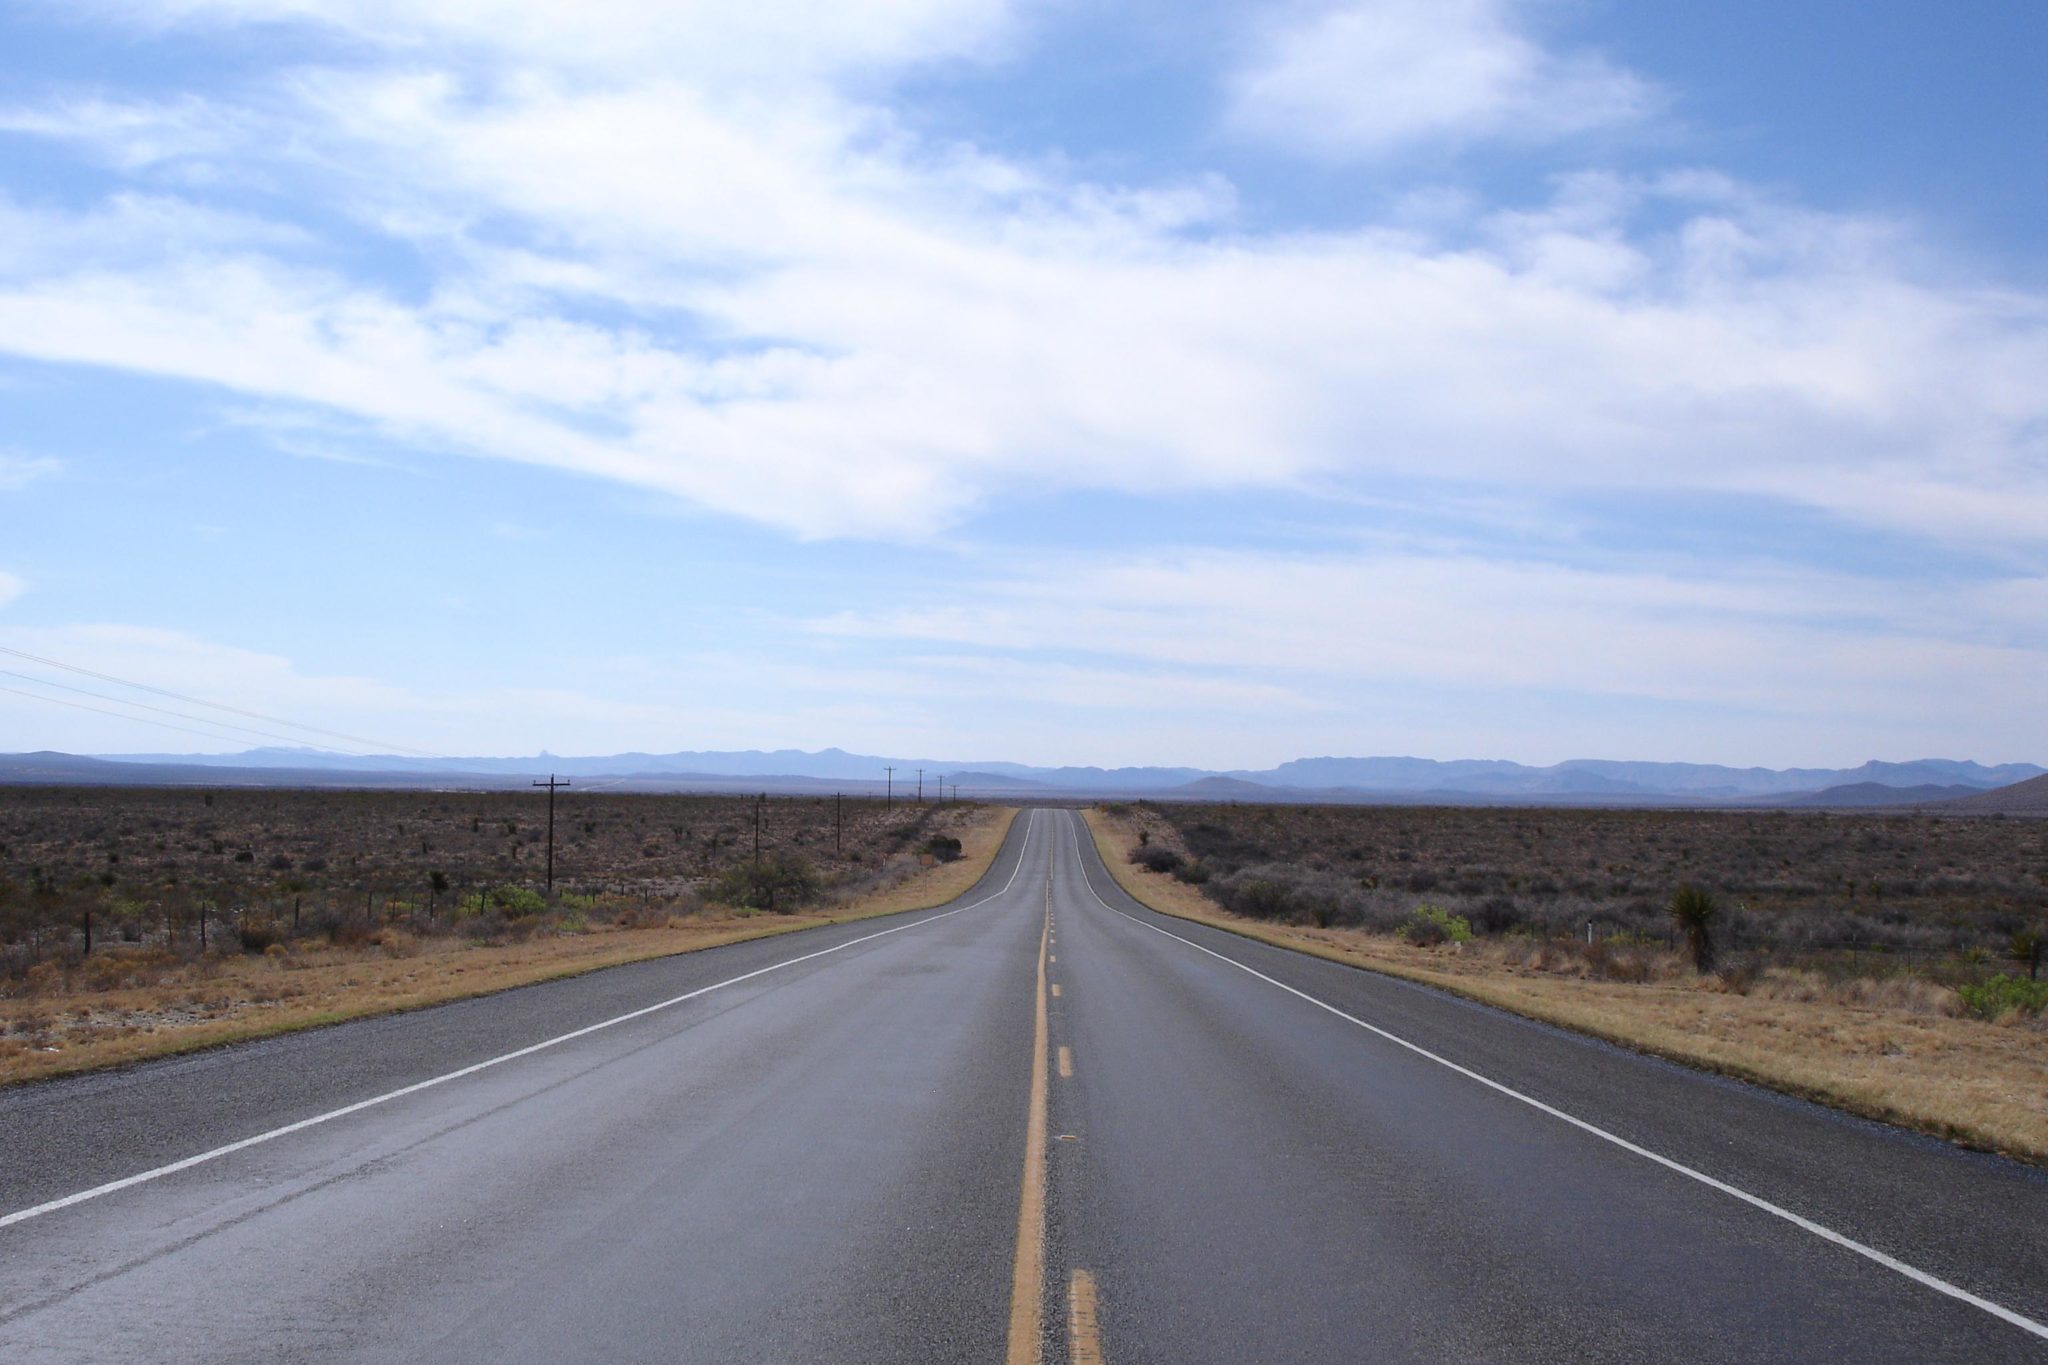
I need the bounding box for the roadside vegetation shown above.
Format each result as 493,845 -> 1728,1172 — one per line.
0,787 -> 1013,1084
1089,802 -> 2048,1162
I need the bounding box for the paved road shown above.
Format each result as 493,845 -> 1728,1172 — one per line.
3,807 -> 2045,1361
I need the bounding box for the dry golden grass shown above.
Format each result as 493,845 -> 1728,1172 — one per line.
0,806 -> 1018,1088
1084,807 -> 2048,1164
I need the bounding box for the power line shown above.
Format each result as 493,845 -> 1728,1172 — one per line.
0,668 -> 389,755
0,683 -> 295,749
0,644 -> 437,757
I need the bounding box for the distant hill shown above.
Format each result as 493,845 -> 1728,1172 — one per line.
1942,774 -> 2048,815
9,747 -> 2042,806
940,770 -> 1050,790
1788,782 -> 1984,808
1166,776 -> 1291,799
1245,755 -> 2044,799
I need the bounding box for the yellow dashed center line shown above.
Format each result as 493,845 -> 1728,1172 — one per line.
1068,1269 -> 1105,1364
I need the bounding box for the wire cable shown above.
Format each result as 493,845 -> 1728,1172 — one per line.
0,668 -> 387,755
0,684 -> 301,750
0,644 -> 436,757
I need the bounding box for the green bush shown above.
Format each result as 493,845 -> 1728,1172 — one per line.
710,853 -> 820,914
487,885 -> 548,917
1958,974 -> 2048,1020
1402,904 -> 1471,946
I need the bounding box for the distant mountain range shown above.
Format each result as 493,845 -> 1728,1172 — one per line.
1,747 -> 2040,807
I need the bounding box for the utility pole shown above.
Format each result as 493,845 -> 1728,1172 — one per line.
753,793 -> 763,866
834,793 -> 842,854
884,766 -> 895,809
916,768 -> 924,804
533,774 -> 571,895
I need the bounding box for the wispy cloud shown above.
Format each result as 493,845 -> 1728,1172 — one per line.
0,452 -> 61,491
2,2 -> 2044,765
0,88 -> 2042,547
817,545 -> 2048,739
1227,0 -> 1659,158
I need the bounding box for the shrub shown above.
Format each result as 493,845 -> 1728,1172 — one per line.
925,835 -> 964,863
710,853 -> 820,913
1173,859 -> 1212,886
238,920 -> 283,954
1231,878 -> 1294,921
487,885 -> 549,917
1470,895 -> 1524,935
1957,975 -> 2048,1021
327,917 -> 377,949
1130,845 -> 1184,875
1714,955 -> 1765,995
1669,884 -> 1718,973
1401,904 -> 1471,947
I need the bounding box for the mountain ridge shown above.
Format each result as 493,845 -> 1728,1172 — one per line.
30,747 -> 2044,803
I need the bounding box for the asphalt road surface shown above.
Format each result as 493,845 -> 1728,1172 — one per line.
3,808 -> 2045,1362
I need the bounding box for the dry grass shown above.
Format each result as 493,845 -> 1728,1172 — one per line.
1085,807 -> 2048,1164
0,806 -> 1017,1088
1109,796 -> 2048,969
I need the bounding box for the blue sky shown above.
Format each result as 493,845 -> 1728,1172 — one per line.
1,0 -> 2044,769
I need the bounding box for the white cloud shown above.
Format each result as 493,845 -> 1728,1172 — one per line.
0,453 -> 61,490
0,623 -> 782,756
0,572 -> 23,607
817,547 -> 2048,749
73,0 -> 1018,85
1228,0 -> 1657,158
0,8 -> 2040,553
0,95 -> 248,173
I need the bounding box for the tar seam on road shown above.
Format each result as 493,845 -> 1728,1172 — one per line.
0,812 -> 1041,1233
1058,812 -> 2048,1345
1005,850 -> 1054,1365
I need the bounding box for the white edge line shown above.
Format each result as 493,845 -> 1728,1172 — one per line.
1059,813 -> 2048,1343
0,811 -> 1042,1232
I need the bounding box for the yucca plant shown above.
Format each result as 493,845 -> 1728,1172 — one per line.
1669,883 -> 1718,973
2011,928 -> 2043,982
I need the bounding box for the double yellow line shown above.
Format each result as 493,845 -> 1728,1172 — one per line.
1004,864 -> 1053,1363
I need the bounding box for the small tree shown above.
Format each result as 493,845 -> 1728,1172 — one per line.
1669,884 -> 1718,973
